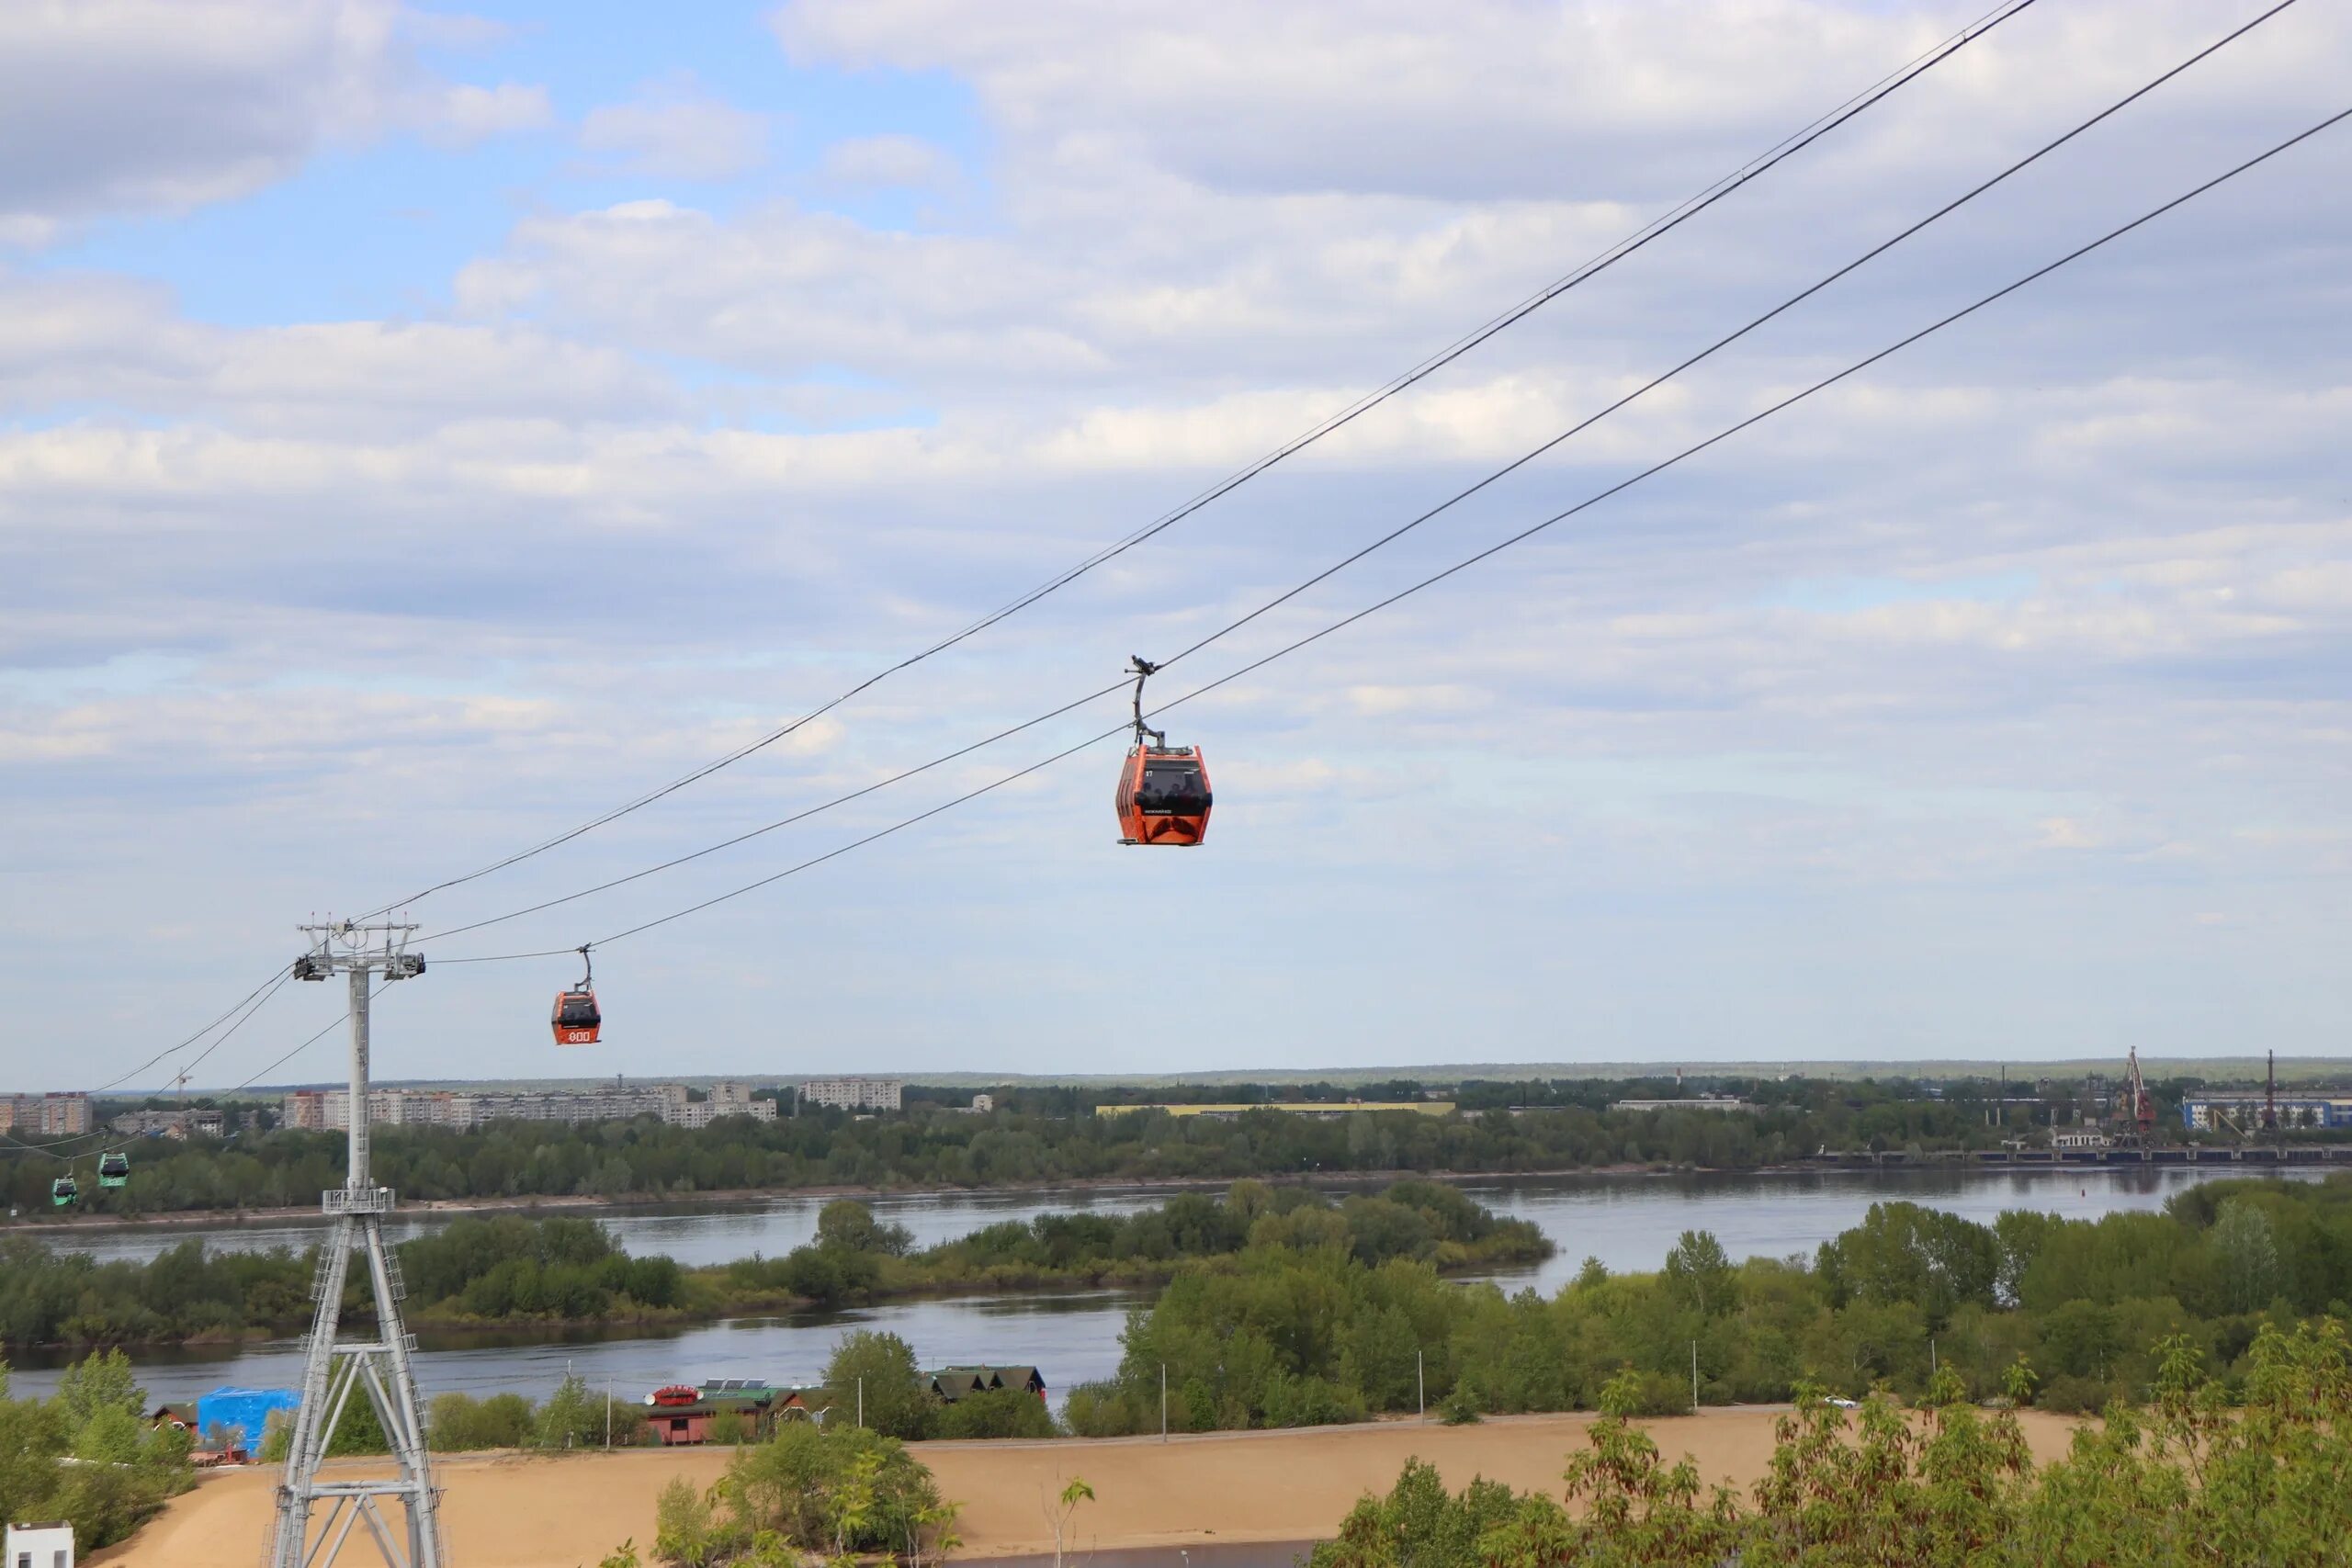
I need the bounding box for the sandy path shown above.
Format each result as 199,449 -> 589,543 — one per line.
91,1408 -> 2086,1568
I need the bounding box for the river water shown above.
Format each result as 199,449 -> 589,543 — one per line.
4,1166 -> 2314,1406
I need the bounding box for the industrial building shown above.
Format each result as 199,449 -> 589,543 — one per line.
1610,1095 -> 1756,1114
799,1076 -> 905,1112
1096,1100 -> 1453,1120
2181,1094 -> 2352,1132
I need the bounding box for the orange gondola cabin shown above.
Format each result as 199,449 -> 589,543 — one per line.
551,987 -> 601,1045
1115,743 -> 1213,845
1114,657 -> 1213,846
551,946 -> 602,1044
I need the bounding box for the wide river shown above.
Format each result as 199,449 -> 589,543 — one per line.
4,1166 -> 2314,1406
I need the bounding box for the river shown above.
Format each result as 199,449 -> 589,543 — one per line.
3,1165 -> 2314,1406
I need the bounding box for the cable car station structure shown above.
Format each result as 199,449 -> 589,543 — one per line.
273,920 -> 442,1568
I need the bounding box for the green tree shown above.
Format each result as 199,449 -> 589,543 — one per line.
815,1200 -> 913,1257
1661,1230 -> 1735,1317
2208,1198 -> 2282,1313
824,1330 -> 931,1440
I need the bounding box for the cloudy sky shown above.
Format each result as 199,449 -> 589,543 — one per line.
3,0 -> 2347,1090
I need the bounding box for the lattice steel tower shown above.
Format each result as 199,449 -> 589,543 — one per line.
271,920 -> 442,1568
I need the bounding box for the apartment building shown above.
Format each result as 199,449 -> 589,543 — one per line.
667,1082 -> 776,1129
799,1077 -> 904,1113
2,1091 -> 93,1135
281,1081 -> 776,1133
108,1108 -> 227,1140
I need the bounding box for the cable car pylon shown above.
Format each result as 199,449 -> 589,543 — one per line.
1114,656 -> 1213,846
274,920 -> 441,1568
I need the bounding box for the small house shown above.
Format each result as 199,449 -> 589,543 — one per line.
5,1521 -> 74,1568
147,1404 -> 198,1435
642,1381 -> 781,1446
927,1365 -> 1046,1404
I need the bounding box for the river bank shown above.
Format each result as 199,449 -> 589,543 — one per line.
6,1165 -> 2317,1402
2,1160 -> 1701,1237
90,1406 -> 2093,1567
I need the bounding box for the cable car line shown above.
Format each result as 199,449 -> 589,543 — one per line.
224,986 -> 387,1097
119,0 -> 2043,1095
344,0 -> 2036,927
86,964 -> 291,1097
393,0 -> 2295,948
414,99 -> 2350,973
411,677 -> 1134,944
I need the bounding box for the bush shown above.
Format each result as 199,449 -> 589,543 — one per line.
429,1390 -> 537,1451
930,1387 -> 1057,1440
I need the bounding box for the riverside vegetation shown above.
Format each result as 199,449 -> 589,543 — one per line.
1066,1175 -> 2352,1430
0,1181 -> 1548,1348
0,1073 -> 2191,1219
0,1348 -> 196,1551
1309,1325 -> 2352,1566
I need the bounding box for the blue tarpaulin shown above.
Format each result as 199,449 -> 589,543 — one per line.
197,1385 -> 299,1447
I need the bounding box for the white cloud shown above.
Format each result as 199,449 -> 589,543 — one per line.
5,0 -> 2351,1077
0,0 -> 548,240
578,73 -> 769,181
819,133 -> 957,189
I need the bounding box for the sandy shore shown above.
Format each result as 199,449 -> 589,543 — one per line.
91,1406 -> 2086,1568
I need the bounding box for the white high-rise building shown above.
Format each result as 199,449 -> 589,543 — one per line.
799,1077 -> 904,1112
665,1082 -> 776,1128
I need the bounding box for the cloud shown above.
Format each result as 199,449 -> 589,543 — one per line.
5,0 -> 2351,1078
0,0 -> 549,240
819,133 -> 957,189
578,73 -> 769,181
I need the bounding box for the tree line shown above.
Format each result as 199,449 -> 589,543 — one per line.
0,1348 -> 195,1552
1065,1174 -> 2352,1431
0,1182 -> 1545,1348
1308,1323 -> 2352,1567
6,1077 -> 2129,1220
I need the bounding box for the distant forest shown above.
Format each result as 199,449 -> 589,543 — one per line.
5,1066 -> 2277,1222
0,1070 -> 2273,1220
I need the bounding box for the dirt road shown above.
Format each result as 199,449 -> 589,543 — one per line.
91,1407 -> 2086,1567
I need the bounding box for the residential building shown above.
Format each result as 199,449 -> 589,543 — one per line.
800,1077 -> 904,1112
109,1108 -> 226,1140
666,1082 -> 775,1129
968,1093 -> 994,1114
37,1092 -> 92,1135
282,1082 -> 775,1133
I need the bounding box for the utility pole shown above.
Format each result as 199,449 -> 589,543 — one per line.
856,1378 -> 864,1429
1690,1342 -> 1699,1413
1160,1364 -> 1168,1443
1417,1350 -> 1425,1419
606,1376 -> 614,1450
271,920 -> 439,1568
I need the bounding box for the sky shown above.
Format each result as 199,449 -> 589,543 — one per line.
2,0 -> 2347,1090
